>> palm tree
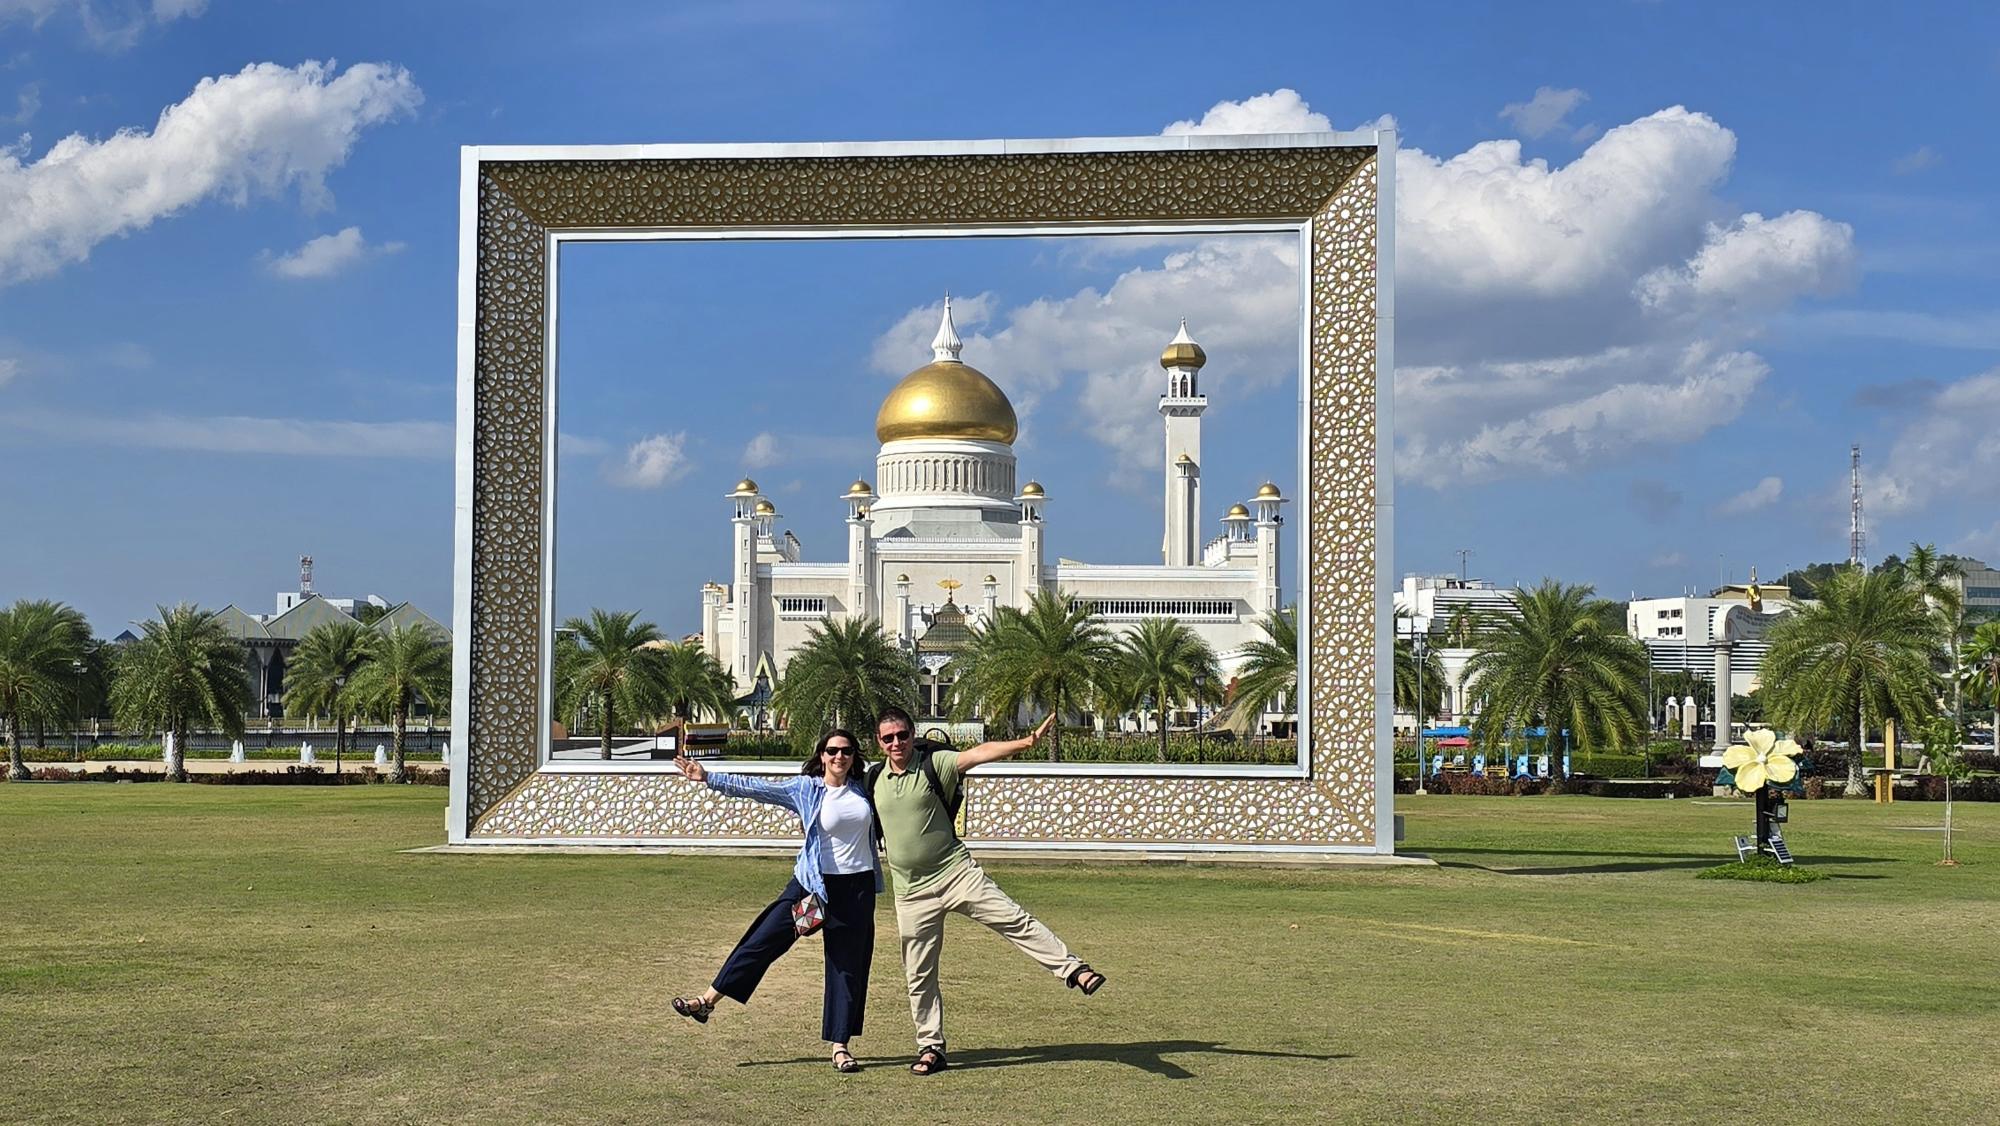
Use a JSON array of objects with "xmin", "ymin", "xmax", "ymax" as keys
[
  {"xmin": 944, "ymin": 589, "xmax": 1118, "ymax": 761},
  {"xmin": 1760, "ymin": 567, "xmax": 1942, "ymax": 796},
  {"xmin": 1463, "ymin": 581, "xmax": 1648, "ymax": 785},
  {"xmin": 1960, "ymin": 621, "xmax": 2000, "ymax": 751},
  {"xmin": 108, "ymin": 604, "xmax": 252, "ymax": 782},
  {"xmin": 945, "ymin": 606, "xmax": 1032, "ymax": 737},
  {"xmin": 1229, "ymin": 606, "xmax": 1297, "ymax": 732},
  {"xmin": 769, "ymin": 616, "xmax": 916, "ymax": 751},
  {"xmin": 0, "ymin": 599, "xmax": 91, "ymax": 780},
  {"xmin": 285, "ymin": 619, "xmax": 378, "ymax": 772},
  {"xmin": 1117, "ymin": 617, "xmax": 1222, "ymax": 760},
  {"xmin": 1900, "ymin": 542, "xmax": 1966, "ymax": 717},
  {"xmin": 553, "ymin": 609, "xmax": 671, "ymax": 759},
  {"xmin": 346, "ymin": 623, "xmax": 450, "ymax": 783},
  {"xmin": 653, "ymin": 641, "xmax": 738, "ymax": 726}
]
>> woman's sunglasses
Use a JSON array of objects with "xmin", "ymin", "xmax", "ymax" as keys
[{"xmin": 823, "ymin": 745, "xmax": 856, "ymax": 757}]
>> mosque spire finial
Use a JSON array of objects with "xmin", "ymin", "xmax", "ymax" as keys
[{"xmin": 931, "ymin": 294, "xmax": 963, "ymax": 362}]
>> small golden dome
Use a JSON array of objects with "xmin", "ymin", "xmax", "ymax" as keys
[
  {"xmin": 1256, "ymin": 482, "xmax": 1282, "ymax": 498},
  {"xmin": 896, "ymin": 573, "xmax": 911, "ymax": 583},
  {"xmin": 1226, "ymin": 503, "xmax": 1250, "ymax": 518},
  {"xmin": 1160, "ymin": 320, "xmax": 1207, "ymax": 370},
  {"xmin": 983, "ymin": 574, "xmax": 997, "ymax": 584},
  {"xmin": 753, "ymin": 499, "xmax": 775, "ymax": 514},
  {"xmin": 1175, "ymin": 452, "xmax": 1194, "ymax": 464},
  {"xmin": 845, "ymin": 479, "xmax": 874, "ymax": 496},
  {"xmin": 732, "ymin": 478, "xmax": 759, "ymax": 495},
  {"xmin": 1020, "ymin": 480, "xmax": 1044, "ymax": 497}
]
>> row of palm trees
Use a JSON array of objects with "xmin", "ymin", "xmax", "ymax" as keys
[
  {"xmin": 0, "ymin": 599, "xmax": 449, "ymax": 783},
  {"xmin": 1393, "ymin": 545, "xmax": 2000, "ymax": 794}
]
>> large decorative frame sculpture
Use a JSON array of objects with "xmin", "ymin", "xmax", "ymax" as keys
[{"xmin": 449, "ymin": 132, "xmax": 1396, "ymax": 854}]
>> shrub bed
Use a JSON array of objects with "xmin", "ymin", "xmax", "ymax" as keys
[{"xmin": 18, "ymin": 765, "xmax": 448, "ymax": 786}]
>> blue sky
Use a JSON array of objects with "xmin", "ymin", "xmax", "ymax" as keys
[{"xmin": 2, "ymin": 0, "xmax": 1996, "ymax": 638}]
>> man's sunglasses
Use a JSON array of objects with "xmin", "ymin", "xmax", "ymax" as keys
[{"xmin": 880, "ymin": 730, "xmax": 913, "ymax": 744}]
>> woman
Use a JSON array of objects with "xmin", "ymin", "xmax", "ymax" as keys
[{"xmin": 669, "ymin": 729, "xmax": 882, "ymax": 1073}]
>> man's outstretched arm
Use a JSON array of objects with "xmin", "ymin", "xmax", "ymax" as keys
[{"xmin": 956, "ymin": 714, "xmax": 1058, "ymax": 772}]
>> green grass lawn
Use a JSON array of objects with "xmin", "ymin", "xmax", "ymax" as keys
[{"xmin": 2, "ymin": 786, "xmax": 1995, "ymax": 1125}]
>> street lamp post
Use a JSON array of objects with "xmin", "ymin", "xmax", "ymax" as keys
[
  {"xmin": 1192, "ymin": 671, "xmax": 1208, "ymax": 764},
  {"xmin": 70, "ymin": 659, "xmax": 84, "ymax": 761},
  {"xmin": 1413, "ymin": 628, "xmax": 1429, "ymax": 796},
  {"xmin": 333, "ymin": 672, "xmax": 347, "ymax": 774}
]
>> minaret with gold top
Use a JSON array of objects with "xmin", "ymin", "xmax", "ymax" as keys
[{"xmin": 1159, "ymin": 320, "xmax": 1208, "ymax": 566}]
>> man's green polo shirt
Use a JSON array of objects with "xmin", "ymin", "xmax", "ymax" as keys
[{"xmin": 875, "ymin": 750, "xmax": 969, "ymax": 897}]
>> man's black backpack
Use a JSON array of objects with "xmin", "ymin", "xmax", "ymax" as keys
[{"xmin": 865, "ymin": 735, "xmax": 961, "ymax": 837}]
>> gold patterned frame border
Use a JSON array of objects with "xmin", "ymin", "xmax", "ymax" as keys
[{"xmin": 449, "ymin": 135, "xmax": 1396, "ymax": 852}]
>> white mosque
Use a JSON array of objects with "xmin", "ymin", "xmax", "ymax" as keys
[{"xmin": 698, "ymin": 299, "xmax": 1290, "ymax": 727}]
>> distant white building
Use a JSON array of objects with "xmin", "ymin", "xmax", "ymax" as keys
[
  {"xmin": 1947, "ymin": 558, "xmax": 2000, "ymax": 615},
  {"xmin": 1627, "ymin": 580, "xmax": 1803, "ymax": 698},
  {"xmin": 1392, "ymin": 575, "xmax": 1519, "ymax": 726}
]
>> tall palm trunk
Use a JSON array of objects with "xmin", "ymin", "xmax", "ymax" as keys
[
  {"xmin": 599, "ymin": 691, "xmax": 614, "ymax": 759},
  {"xmin": 1846, "ymin": 704, "xmax": 1868, "ymax": 797},
  {"xmin": 1157, "ymin": 683, "xmax": 1169, "ymax": 763},
  {"xmin": 6, "ymin": 715, "xmax": 25, "ymax": 781},
  {"xmin": 335, "ymin": 707, "xmax": 347, "ymax": 774},
  {"xmin": 390, "ymin": 705, "xmax": 408, "ymax": 784},
  {"xmin": 167, "ymin": 722, "xmax": 188, "ymax": 783}
]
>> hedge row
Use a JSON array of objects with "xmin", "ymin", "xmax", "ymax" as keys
[{"xmin": 25, "ymin": 765, "xmax": 448, "ymax": 786}]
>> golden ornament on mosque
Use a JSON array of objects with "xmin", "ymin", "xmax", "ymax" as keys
[
  {"xmin": 1226, "ymin": 503, "xmax": 1250, "ymax": 517},
  {"xmin": 1256, "ymin": 481, "xmax": 1282, "ymax": 498},
  {"xmin": 732, "ymin": 478, "xmax": 759, "ymax": 494},
  {"xmin": 845, "ymin": 479, "xmax": 874, "ymax": 496},
  {"xmin": 753, "ymin": 499, "xmax": 775, "ymax": 514},
  {"xmin": 1159, "ymin": 319, "xmax": 1207, "ymax": 370},
  {"xmin": 875, "ymin": 359, "xmax": 1019, "ymax": 444}
]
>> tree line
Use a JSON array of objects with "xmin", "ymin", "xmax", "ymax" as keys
[{"xmin": 0, "ymin": 601, "xmax": 448, "ymax": 783}]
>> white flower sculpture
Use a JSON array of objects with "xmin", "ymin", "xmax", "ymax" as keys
[{"xmin": 1723, "ymin": 729, "xmax": 1801, "ymax": 793}]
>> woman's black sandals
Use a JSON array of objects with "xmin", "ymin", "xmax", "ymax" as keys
[
  {"xmin": 832, "ymin": 1049, "xmax": 861, "ymax": 1073},
  {"xmin": 671, "ymin": 996, "xmax": 714, "ymax": 1024},
  {"xmin": 1067, "ymin": 964, "xmax": 1106, "ymax": 996},
  {"xmin": 910, "ymin": 1046, "xmax": 947, "ymax": 1076}
]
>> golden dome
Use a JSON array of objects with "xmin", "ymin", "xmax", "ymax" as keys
[
  {"xmin": 1019, "ymin": 480, "xmax": 1044, "ymax": 497},
  {"xmin": 875, "ymin": 297, "xmax": 1019, "ymax": 444},
  {"xmin": 984, "ymin": 574, "xmax": 997, "ymax": 584},
  {"xmin": 753, "ymin": 499, "xmax": 776, "ymax": 514},
  {"xmin": 875, "ymin": 360, "xmax": 1018, "ymax": 444},
  {"xmin": 896, "ymin": 573, "xmax": 911, "ymax": 583},
  {"xmin": 1226, "ymin": 503, "xmax": 1250, "ymax": 518},
  {"xmin": 845, "ymin": 479, "xmax": 874, "ymax": 496},
  {"xmin": 1160, "ymin": 320, "xmax": 1207, "ymax": 370},
  {"xmin": 1256, "ymin": 482, "xmax": 1282, "ymax": 498},
  {"xmin": 732, "ymin": 478, "xmax": 758, "ymax": 495}
]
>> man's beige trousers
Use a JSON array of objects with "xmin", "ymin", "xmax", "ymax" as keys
[{"xmin": 894, "ymin": 860, "xmax": 1082, "ymax": 1049}]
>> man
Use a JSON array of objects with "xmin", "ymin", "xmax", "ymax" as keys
[{"xmin": 870, "ymin": 705, "xmax": 1105, "ymax": 1077}]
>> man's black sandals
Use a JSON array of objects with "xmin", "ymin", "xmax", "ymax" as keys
[
  {"xmin": 671, "ymin": 997, "xmax": 713, "ymax": 1023},
  {"xmin": 911, "ymin": 1046, "xmax": 947, "ymax": 1076},
  {"xmin": 1067, "ymin": 964, "xmax": 1107, "ymax": 996}
]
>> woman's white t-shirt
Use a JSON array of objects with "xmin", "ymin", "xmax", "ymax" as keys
[{"xmin": 818, "ymin": 783, "xmax": 875, "ymax": 875}]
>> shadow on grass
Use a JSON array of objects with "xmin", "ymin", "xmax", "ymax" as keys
[
  {"xmin": 1425, "ymin": 845, "xmax": 1897, "ymax": 876},
  {"xmin": 739, "ymin": 1040, "xmax": 1349, "ymax": 1079}
]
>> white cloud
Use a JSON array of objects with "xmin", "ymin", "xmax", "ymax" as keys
[
  {"xmin": 1161, "ymin": 88, "xmax": 1331, "ymax": 135},
  {"xmin": 0, "ymin": 0, "xmax": 208, "ymax": 50},
  {"xmin": 1717, "ymin": 475, "xmax": 1784, "ymax": 515},
  {"xmin": 743, "ymin": 431, "xmax": 780, "ymax": 469},
  {"xmin": 1499, "ymin": 86, "xmax": 1588, "ymax": 139},
  {"xmin": 0, "ymin": 60, "xmax": 421, "ymax": 285},
  {"xmin": 607, "ymin": 432, "xmax": 691, "ymax": 488},
  {"xmin": 1892, "ymin": 145, "xmax": 1941, "ymax": 175},
  {"xmin": 6, "ymin": 82, "xmax": 37, "ymax": 125},
  {"xmin": 1870, "ymin": 367, "xmax": 2000, "ymax": 519},
  {"xmin": 1638, "ymin": 211, "xmax": 1855, "ymax": 315},
  {"xmin": 0, "ymin": 356, "xmax": 19, "ymax": 386},
  {"xmin": 263, "ymin": 225, "xmax": 402, "ymax": 279},
  {"xmin": 1950, "ymin": 520, "xmax": 2000, "ymax": 565},
  {"xmin": 0, "ymin": 406, "xmax": 448, "ymax": 456},
  {"xmin": 870, "ymin": 94, "xmax": 1855, "ymax": 491}
]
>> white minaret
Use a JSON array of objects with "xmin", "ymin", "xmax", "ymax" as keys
[
  {"xmin": 1017, "ymin": 481, "xmax": 1047, "ymax": 602},
  {"xmin": 727, "ymin": 478, "xmax": 762, "ymax": 690},
  {"xmin": 699, "ymin": 583, "xmax": 725, "ymax": 661},
  {"xmin": 982, "ymin": 574, "xmax": 998, "ymax": 621},
  {"xmin": 1159, "ymin": 321, "xmax": 1208, "ymax": 566},
  {"xmin": 843, "ymin": 480, "xmax": 875, "ymax": 621},
  {"xmin": 1252, "ymin": 482, "xmax": 1287, "ymax": 614},
  {"xmin": 894, "ymin": 574, "xmax": 913, "ymax": 645}
]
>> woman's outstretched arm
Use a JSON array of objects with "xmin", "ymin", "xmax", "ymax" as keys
[{"xmin": 674, "ymin": 755, "xmax": 801, "ymax": 808}]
